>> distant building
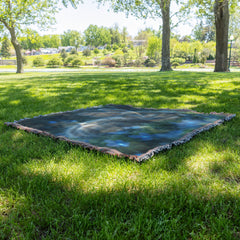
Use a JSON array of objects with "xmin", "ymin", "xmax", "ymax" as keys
[
  {"xmin": 58, "ymin": 46, "xmax": 75, "ymax": 53},
  {"xmin": 78, "ymin": 45, "xmax": 89, "ymax": 52},
  {"xmin": 39, "ymin": 48, "xmax": 58, "ymax": 54},
  {"xmin": 24, "ymin": 50, "xmax": 41, "ymax": 55},
  {"xmin": 132, "ymin": 40, "xmax": 147, "ymax": 47}
]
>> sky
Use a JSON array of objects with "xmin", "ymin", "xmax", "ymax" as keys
[{"xmin": 40, "ymin": 1, "xmax": 195, "ymax": 37}]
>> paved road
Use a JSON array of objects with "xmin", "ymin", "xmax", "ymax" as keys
[{"xmin": 0, "ymin": 68, "xmax": 239, "ymax": 73}]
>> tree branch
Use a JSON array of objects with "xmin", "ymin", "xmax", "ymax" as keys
[{"xmin": 0, "ymin": 17, "xmax": 11, "ymax": 30}]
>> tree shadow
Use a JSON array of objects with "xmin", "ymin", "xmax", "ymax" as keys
[
  {"xmin": 1, "ymin": 71, "xmax": 240, "ymax": 239},
  {"xmin": 1, "ymin": 144, "xmax": 239, "ymax": 239}
]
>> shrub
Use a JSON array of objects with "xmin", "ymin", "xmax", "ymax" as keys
[
  {"xmin": 122, "ymin": 47, "xmax": 128, "ymax": 53},
  {"xmin": 170, "ymin": 58, "xmax": 185, "ymax": 65},
  {"xmin": 171, "ymin": 62, "xmax": 180, "ymax": 68},
  {"xmin": 64, "ymin": 56, "xmax": 83, "ymax": 67},
  {"xmin": 94, "ymin": 48, "xmax": 99, "ymax": 54},
  {"xmin": 112, "ymin": 55, "xmax": 123, "ymax": 67},
  {"xmin": 133, "ymin": 58, "xmax": 143, "ymax": 67},
  {"xmin": 47, "ymin": 57, "xmax": 63, "ymax": 68},
  {"xmin": 71, "ymin": 57, "xmax": 83, "ymax": 67},
  {"xmin": 106, "ymin": 45, "xmax": 112, "ymax": 51},
  {"xmin": 102, "ymin": 57, "xmax": 116, "ymax": 67},
  {"xmin": 33, "ymin": 56, "xmax": 45, "ymax": 67},
  {"xmin": 103, "ymin": 49, "xmax": 108, "ymax": 55},
  {"xmin": 200, "ymin": 56, "xmax": 207, "ymax": 64},
  {"xmin": 64, "ymin": 56, "xmax": 75, "ymax": 66},
  {"xmin": 112, "ymin": 44, "xmax": 119, "ymax": 51},
  {"xmin": 126, "ymin": 60, "xmax": 134, "ymax": 67},
  {"xmin": 22, "ymin": 56, "xmax": 28, "ymax": 65},
  {"xmin": 60, "ymin": 49, "xmax": 68, "ymax": 60},
  {"xmin": 123, "ymin": 53, "xmax": 130, "ymax": 67},
  {"xmin": 82, "ymin": 49, "xmax": 91, "ymax": 57},
  {"xmin": 144, "ymin": 58, "xmax": 156, "ymax": 67},
  {"xmin": 208, "ymin": 54, "xmax": 215, "ymax": 60},
  {"xmin": 70, "ymin": 48, "xmax": 78, "ymax": 55},
  {"xmin": 114, "ymin": 49, "xmax": 124, "ymax": 55},
  {"xmin": 94, "ymin": 58, "xmax": 101, "ymax": 66},
  {"xmin": 129, "ymin": 43, "xmax": 134, "ymax": 50}
]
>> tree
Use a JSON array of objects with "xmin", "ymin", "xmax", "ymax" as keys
[
  {"xmin": 40, "ymin": 34, "xmax": 61, "ymax": 48},
  {"xmin": 61, "ymin": 30, "xmax": 83, "ymax": 49},
  {"xmin": 146, "ymin": 36, "xmax": 162, "ymax": 63},
  {"xmin": 96, "ymin": 0, "xmax": 177, "ymax": 71},
  {"xmin": 121, "ymin": 27, "xmax": 129, "ymax": 44},
  {"xmin": 84, "ymin": 25, "xmax": 111, "ymax": 47},
  {"xmin": 109, "ymin": 24, "xmax": 121, "ymax": 45},
  {"xmin": 193, "ymin": 21, "xmax": 215, "ymax": 42},
  {"xmin": 0, "ymin": 0, "xmax": 82, "ymax": 73},
  {"xmin": 1, "ymin": 36, "xmax": 11, "ymax": 59},
  {"xmin": 188, "ymin": 0, "xmax": 239, "ymax": 72},
  {"xmin": 20, "ymin": 29, "xmax": 42, "ymax": 51},
  {"xmin": 159, "ymin": 0, "xmax": 172, "ymax": 71},
  {"xmin": 214, "ymin": 0, "xmax": 229, "ymax": 71},
  {"xmin": 0, "ymin": 0, "xmax": 61, "ymax": 73},
  {"xmin": 229, "ymin": 5, "xmax": 240, "ymax": 40},
  {"xmin": 134, "ymin": 28, "xmax": 154, "ymax": 44}
]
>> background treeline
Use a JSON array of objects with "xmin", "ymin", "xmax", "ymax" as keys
[{"xmin": 1, "ymin": 24, "xmax": 240, "ymax": 68}]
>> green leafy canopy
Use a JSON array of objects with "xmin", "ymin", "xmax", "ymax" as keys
[{"xmin": 0, "ymin": 0, "xmax": 60, "ymax": 32}]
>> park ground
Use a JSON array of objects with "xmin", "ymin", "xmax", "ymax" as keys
[{"xmin": 0, "ymin": 71, "xmax": 240, "ymax": 239}]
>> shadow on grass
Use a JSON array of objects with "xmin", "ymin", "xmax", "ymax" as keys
[
  {"xmin": 1, "ymin": 131, "xmax": 240, "ymax": 239},
  {"xmin": 0, "ymin": 71, "xmax": 240, "ymax": 239},
  {"xmin": 1, "ymin": 71, "xmax": 236, "ymax": 118}
]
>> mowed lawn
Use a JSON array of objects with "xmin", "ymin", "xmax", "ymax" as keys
[{"xmin": 0, "ymin": 71, "xmax": 239, "ymax": 239}]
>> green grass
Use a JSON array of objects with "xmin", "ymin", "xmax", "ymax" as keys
[{"xmin": 0, "ymin": 71, "xmax": 239, "ymax": 239}]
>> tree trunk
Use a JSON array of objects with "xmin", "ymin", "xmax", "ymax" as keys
[
  {"xmin": 214, "ymin": 0, "xmax": 229, "ymax": 72},
  {"xmin": 160, "ymin": 0, "xmax": 172, "ymax": 71},
  {"xmin": 9, "ymin": 27, "xmax": 24, "ymax": 73}
]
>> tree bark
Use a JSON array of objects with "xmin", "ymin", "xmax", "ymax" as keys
[
  {"xmin": 214, "ymin": 0, "xmax": 229, "ymax": 72},
  {"xmin": 160, "ymin": 0, "xmax": 172, "ymax": 71},
  {"xmin": 9, "ymin": 27, "xmax": 24, "ymax": 73}
]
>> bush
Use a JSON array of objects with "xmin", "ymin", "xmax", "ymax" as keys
[
  {"xmin": 22, "ymin": 56, "xmax": 28, "ymax": 65},
  {"xmin": 93, "ymin": 48, "xmax": 99, "ymax": 54},
  {"xmin": 71, "ymin": 57, "xmax": 83, "ymax": 67},
  {"xmin": 170, "ymin": 58, "xmax": 185, "ymax": 65},
  {"xmin": 123, "ymin": 53, "xmax": 130, "ymax": 67},
  {"xmin": 70, "ymin": 48, "xmax": 78, "ymax": 55},
  {"xmin": 103, "ymin": 49, "xmax": 108, "ymax": 55},
  {"xmin": 114, "ymin": 49, "xmax": 124, "ymax": 55},
  {"xmin": 112, "ymin": 44, "xmax": 119, "ymax": 51},
  {"xmin": 126, "ymin": 60, "xmax": 134, "ymax": 67},
  {"xmin": 64, "ymin": 55, "xmax": 84, "ymax": 67},
  {"xmin": 133, "ymin": 58, "xmax": 143, "ymax": 67},
  {"xmin": 33, "ymin": 56, "xmax": 45, "ymax": 67},
  {"xmin": 94, "ymin": 58, "xmax": 101, "ymax": 66},
  {"xmin": 129, "ymin": 43, "xmax": 134, "ymax": 50},
  {"xmin": 112, "ymin": 55, "xmax": 123, "ymax": 67},
  {"xmin": 106, "ymin": 45, "xmax": 112, "ymax": 51},
  {"xmin": 47, "ymin": 57, "xmax": 63, "ymax": 68},
  {"xmin": 144, "ymin": 58, "xmax": 156, "ymax": 67},
  {"xmin": 171, "ymin": 62, "xmax": 180, "ymax": 68},
  {"xmin": 122, "ymin": 47, "xmax": 128, "ymax": 53},
  {"xmin": 64, "ymin": 56, "xmax": 75, "ymax": 66},
  {"xmin": 64, "ymin": 56, "xmax": 83, "ymax": 67},
  {"xmin": 60, "ymin": 49, "xmax": 68, "ymax": 60},
  {"xmin": 102, "ymin": 57, "xmax": 116, "ymax": 67},
  {"xmin": 173, "ymin": 50, "xmax": 187, "ymax": 59},
  {"xmin": 208, "ymin": 54, "xmax": 215, "ymax": 60},
  {"xmin": 82, "ymin": 49, "xmax": 91, "ymax": 57},
  {"xmin": 200, "ymin": 56, "xmax": 207, "ymax": 64}
]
